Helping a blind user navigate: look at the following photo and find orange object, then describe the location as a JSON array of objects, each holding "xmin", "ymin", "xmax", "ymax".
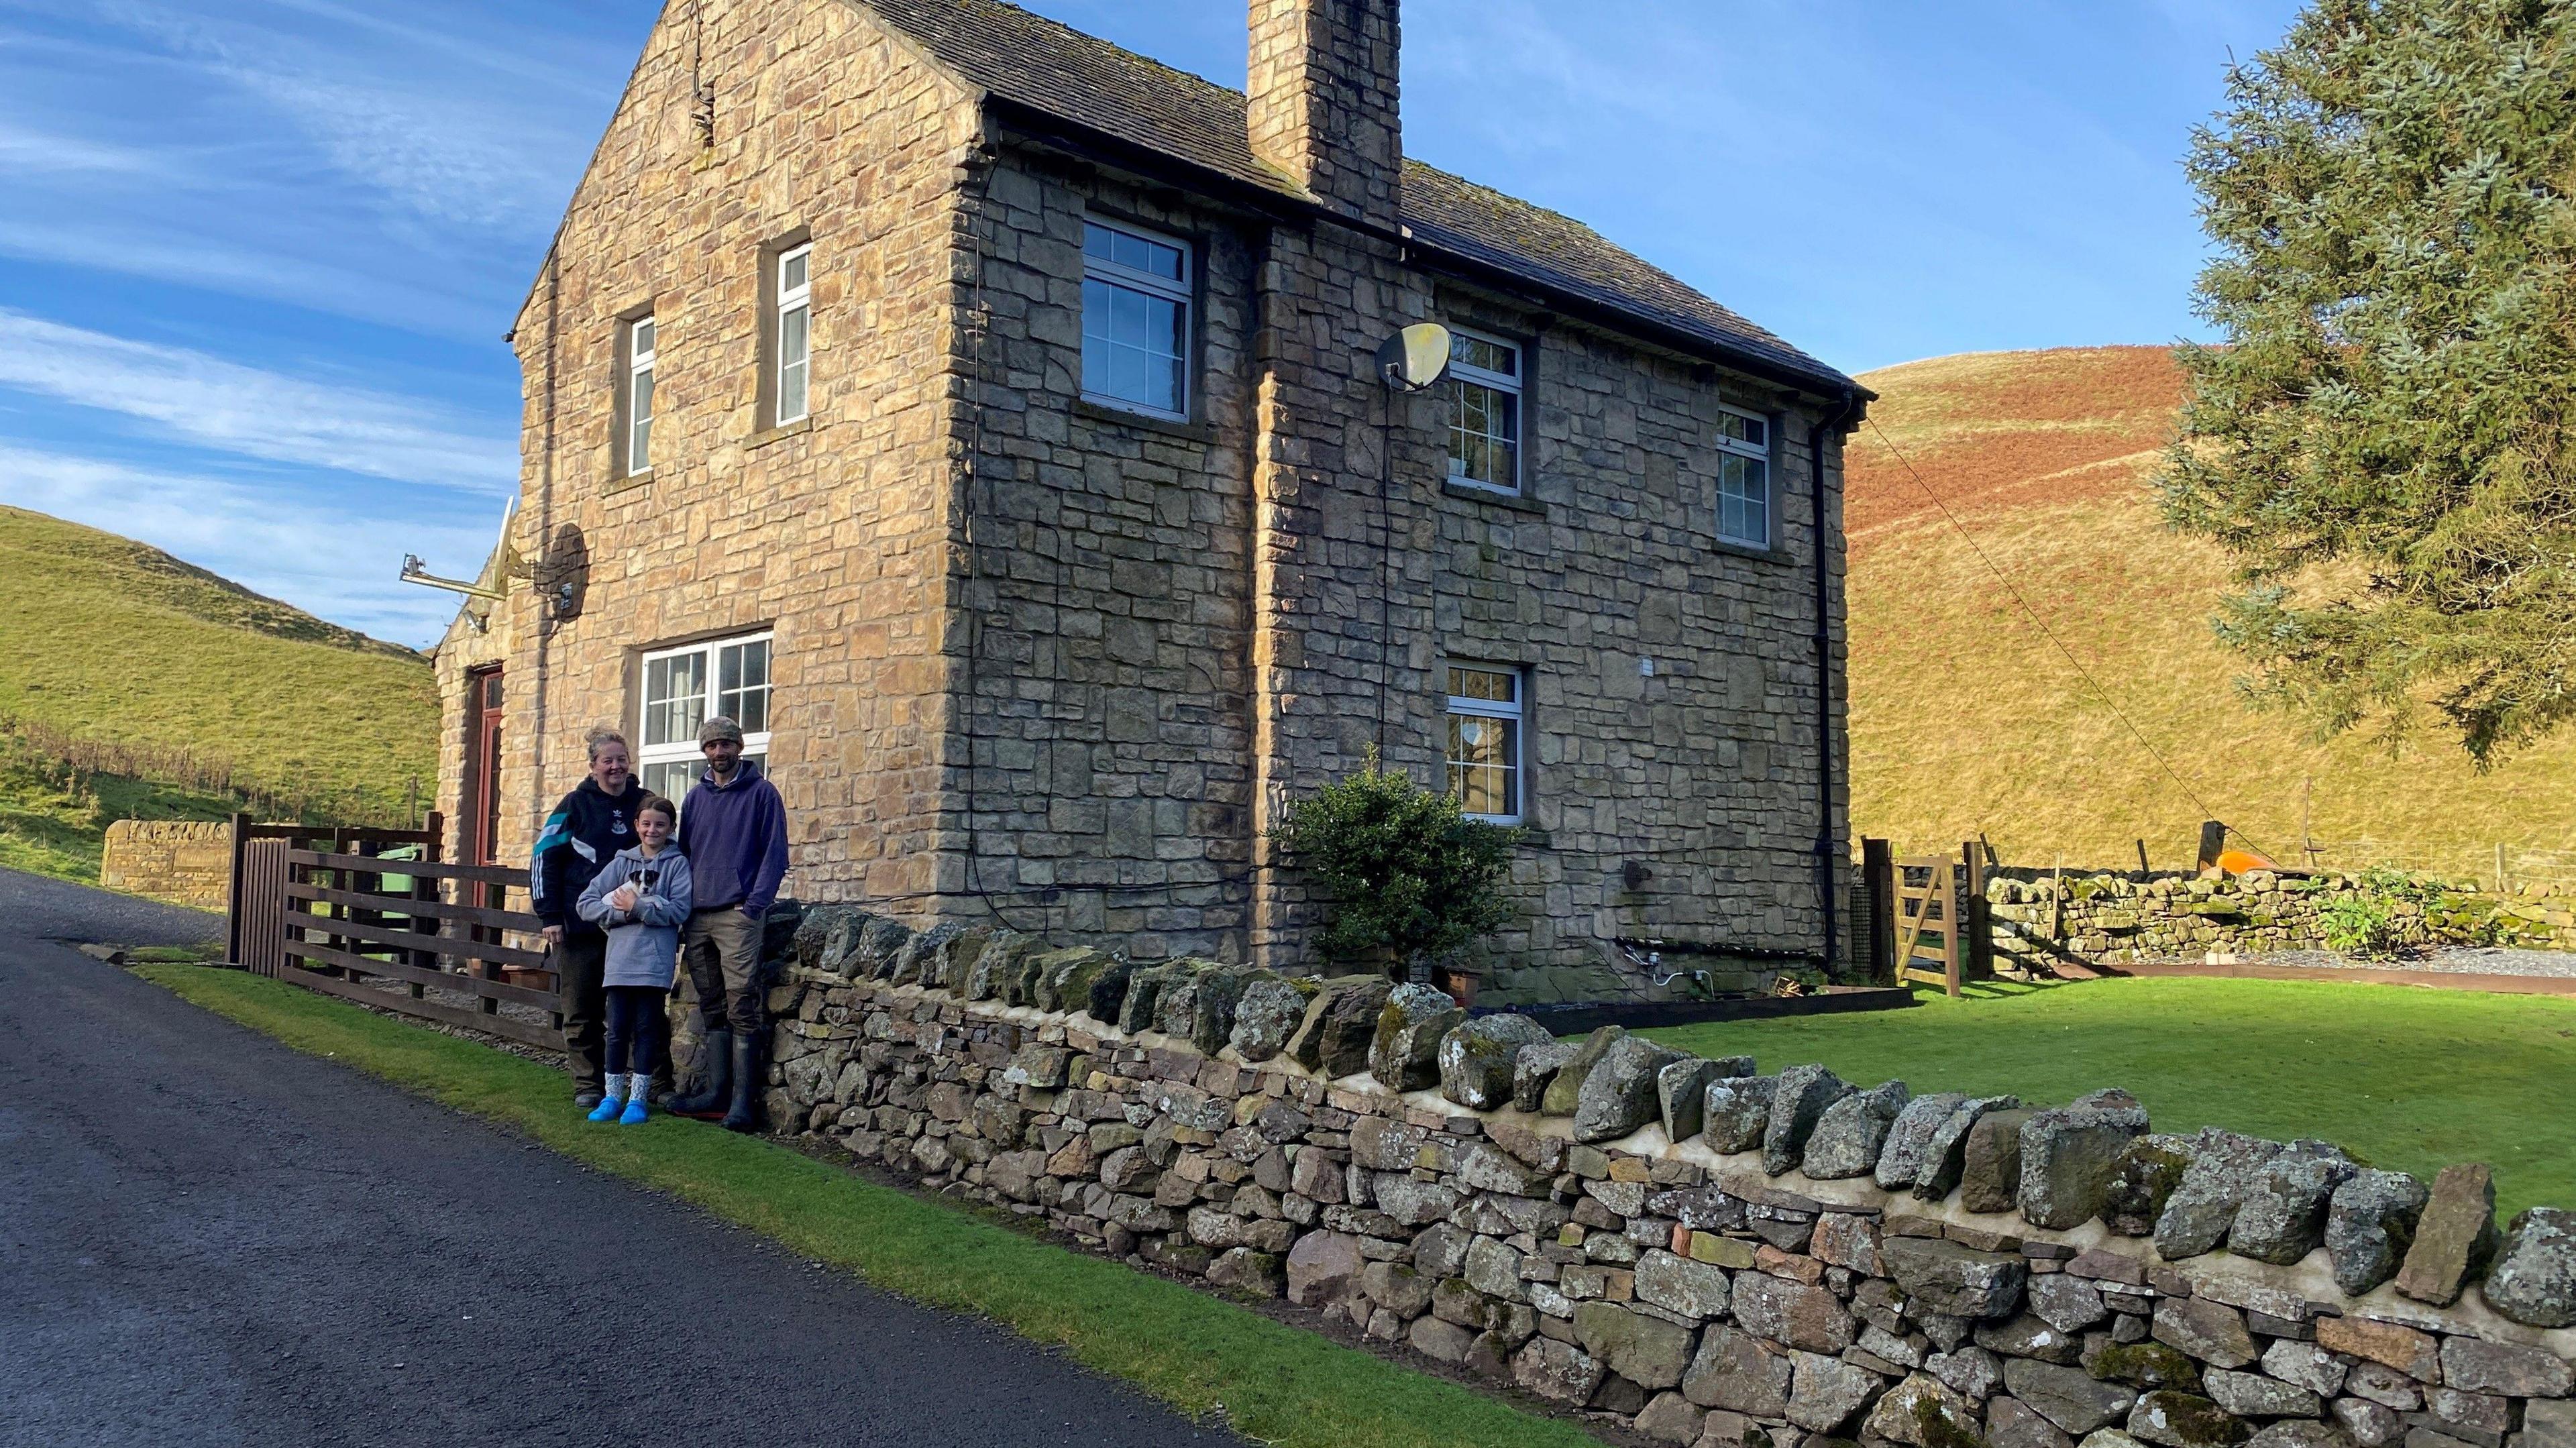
[{"xmin": 2214, "ymin": 847, "xmax": 2277, "ymax": 875}]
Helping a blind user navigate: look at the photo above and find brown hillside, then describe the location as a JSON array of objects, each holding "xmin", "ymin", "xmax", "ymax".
[
  {"xmin": 1843, "ymin": 347, "xmax": 2576, "ymax": 881},
  {"xmin": 1847, "ymin": 347, "xmax": 2185, "ymax": 542}
]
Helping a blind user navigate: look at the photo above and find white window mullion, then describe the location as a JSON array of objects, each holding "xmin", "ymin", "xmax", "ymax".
[
  {"xmin": 775, "ymin": 245, "xmax": 811, "ymax": 425},
  {"xmin": 1444, "ymin": 328, "xmax": 1522, "ymax": 496},
  {"xmin": 1081, "ymin": 218, "xmax": 1192, "ymax": 420},
  {"xmin": 1715, "ymin": 404, "xmax": 1772, "ymax": 547},
  {"xmin": 1444, "ymin": 663, "xmax": 1524, "ymax": 824},
  {"xmin": 638, "ymin": 631, "xmax": 775, "ymax": 804},
  {"xmin": 627, "ymin": 317, "xmax": 657, "ymax": 477}
]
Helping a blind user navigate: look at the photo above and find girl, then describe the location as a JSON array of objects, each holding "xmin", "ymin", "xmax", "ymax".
[{"xmin": 576, "ymin": 795, "xmax": 693, "ymax": 1124}]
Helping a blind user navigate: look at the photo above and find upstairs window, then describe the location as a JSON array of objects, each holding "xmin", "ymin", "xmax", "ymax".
[
  {"xmin": 638, "ymin": 632, "xmax": 773, "ymax": 803},
  {"xmin": 1715, "ymin": 405, "xmax": 1772, "ymax": 546},
  {"xmin": 624, "ymin": 317, "xmax": 656, "ymax": 477},
  {"xmin": 1444, "ymin": 664, "xmax": 1524, "ymax": 824},
  {"xmin": 775, "ymin": 245, "xmax": 811, "ymax": 425},
  {"xmin": 1081, "ymin": 219, "xmax": 1191, "ymax": 419},
  {"xmin": 1445, "ymin": 329, "xmax": 1521, "ymax": 494}
]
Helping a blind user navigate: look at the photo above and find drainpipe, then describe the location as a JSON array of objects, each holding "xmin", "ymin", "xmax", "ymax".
[{"xmin": 1809, "ymin": 389, "xmax": 1863, "ymax": 977}]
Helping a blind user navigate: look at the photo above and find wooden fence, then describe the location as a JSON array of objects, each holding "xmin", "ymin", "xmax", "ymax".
[{"xmin": 226, "ymin": 814, "xmax": 564, "ymax": 1051}]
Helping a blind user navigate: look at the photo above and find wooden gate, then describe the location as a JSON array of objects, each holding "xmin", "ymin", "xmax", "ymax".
[
  {"xmin": 225, "ymin": 814, "xmax": 564, "ymax": 1050},
  {"xmin": 1891, "ymin": 841, "xmax": 1987, "ymax": 997},
  {"xmin": 224, "ymin": 815, "xmax": 301, "ymax": 977}
]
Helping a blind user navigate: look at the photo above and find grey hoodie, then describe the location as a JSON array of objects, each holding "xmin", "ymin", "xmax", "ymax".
[{"xmin": 575, "ymin": 845, "xmax": 694, "ymax": 988}]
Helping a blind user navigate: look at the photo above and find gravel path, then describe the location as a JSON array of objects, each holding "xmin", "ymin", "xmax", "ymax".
[
  {"xmin": 2133, "ymin": 945, "xmax": 2576, "ymax": 979},
  {"xmin": 0, "ymin": 867, "xmax": 1239, "ymax": 1448}
]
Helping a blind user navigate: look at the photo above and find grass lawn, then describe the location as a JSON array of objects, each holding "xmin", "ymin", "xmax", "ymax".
[
  {"xmin": 135, "ymin": 964, "xmax": 1601, "ymax": 1448},
  {"xmin": 1646, "ymin": 976, "xmax": 2576, "ymax": 1219}
]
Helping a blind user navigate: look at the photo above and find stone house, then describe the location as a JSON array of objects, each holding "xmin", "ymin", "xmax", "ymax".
[{"xmin": 430, "ymin": 0, "xmax": 1871, "ymax": 1004}]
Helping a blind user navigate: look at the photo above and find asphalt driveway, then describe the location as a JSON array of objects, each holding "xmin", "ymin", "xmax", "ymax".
[{"xmin": 0, "ymin": 868, "xmax": 1237, "ymax": 1447}]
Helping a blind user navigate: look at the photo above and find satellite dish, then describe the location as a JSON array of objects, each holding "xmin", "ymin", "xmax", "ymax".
[{"xmin": 1375, "ymin": 323, "xmax": 1454, "ymax": 392}]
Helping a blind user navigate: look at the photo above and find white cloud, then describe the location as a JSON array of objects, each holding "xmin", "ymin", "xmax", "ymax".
[
  {"xmin": 0, "ymin": 309, "xmax": 515, "ymax": 497},
  {"xmin": 0, "ymin": 445, "xmax": 491, "ymax": 645},
  {"xmin": 0, "ymin": 1, "xmax": 606, "ymax": 332},
  {"xmin": 0, "ymin": 119, "xmax": 166, "ymax": 177},
  {"xmin": 79, "ymin": 0, "xmax": 594, "ymax": 233}
]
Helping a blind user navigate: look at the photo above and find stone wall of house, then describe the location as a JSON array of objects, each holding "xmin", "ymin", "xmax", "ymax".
[
  {"xmin": 429, "ymin": 558, "xmax": 519, "ymax": 866},
  {"xmin": 464, "ymin": 0, "xmax": 978, "ymax": 898},
  {"xmin": 99, "ymin": 820, "xmax": 231, "ymax": 910},
  {"xmin": 951, "ymin": 135, "xmax": 1856, "ymax": 997},
  {"xmin": 708, "ymin": 902, "xmax": 2576, "ymax": 1448},
  {"xmin": 1982, "ymin": 871, "xmax": 2576, "ymax": 969},
  {"xmin": 940, "ymin": 149, "xmax": 1265, "ymax": 963},
  {"xmin": 447, "ymin": 0, "xmax": 1858, "ymax": 1004}
]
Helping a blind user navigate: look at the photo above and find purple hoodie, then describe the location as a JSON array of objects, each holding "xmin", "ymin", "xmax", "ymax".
[{"xmin": 676, "ymin": 759, "xmax": 788, "ymax": 915}]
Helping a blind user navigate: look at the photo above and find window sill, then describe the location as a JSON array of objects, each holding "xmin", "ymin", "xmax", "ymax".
[
  {"xmin": 747, "ymin": 416, "xmax": 812, "ymax": 452},
  {"xmin": 1075, "ymin": 397, "xmax": 1216, "ymax": 445},
  {"xmin": 1440, "ymin": 480, "xmax": 1548, "ymax": 518},
  {"xmin": 605, "ymin": 468, "xmax": 654, "ymax": 496},
  {"xmin": 1709, "ymin": 536, "xmax": 1794, "ymax": 565}
]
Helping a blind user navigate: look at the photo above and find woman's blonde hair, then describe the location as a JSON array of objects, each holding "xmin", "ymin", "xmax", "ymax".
[{"xmin": 586, "ymin": 726, "xmax": 630, "ymax": 762}]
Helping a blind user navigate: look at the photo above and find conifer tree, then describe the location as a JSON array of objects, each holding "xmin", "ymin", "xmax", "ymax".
[{"xmin": 2164, "ymin": 0, "xmax": 2576, "ymax": 761}]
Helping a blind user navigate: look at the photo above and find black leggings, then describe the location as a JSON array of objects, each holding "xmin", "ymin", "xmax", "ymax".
[{"xmin": 604, "ymin": 986, "xmax": 667, "ymax": 1076}]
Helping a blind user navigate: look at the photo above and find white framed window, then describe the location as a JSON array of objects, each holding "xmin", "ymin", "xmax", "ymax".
[
  {"xmin": 1444, "ymin": 329, "xmax": 1521, "ymax": 495},
  {"xmin": 1715, "ymin": 404, "xmax": 1772, "ymax": 547},
  {"xmin": 625, "ymin": 317, "xmax": 657, "ymax": 478},
  {"xmin": 1444, "ymin": 663, "xmax": 1523, "ymax": 824},
  {"xmin": 775, "ymin": 245, "xmax": 811, "ymax": 425},
  {"xmin": 637, "ymin": 631, "xmax": 773, "ymax": 803},
  {"xmin": 1081, "ymin": 218, "xmax": 1191, "ymax": 419}
]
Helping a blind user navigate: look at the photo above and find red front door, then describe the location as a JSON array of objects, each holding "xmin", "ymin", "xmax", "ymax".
[{"xmin": 464, "ymin": 668, "xmax": 504, "ymax": 905}]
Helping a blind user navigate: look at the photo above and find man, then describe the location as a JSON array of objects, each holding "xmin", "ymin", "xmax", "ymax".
[
  {"xmin": 668, "ymin": 716, "xmax": 788, "ymax": 1131},
  {"xmin": 531, "ymin": 727, "xmax": 648, "ymax": 1109}
]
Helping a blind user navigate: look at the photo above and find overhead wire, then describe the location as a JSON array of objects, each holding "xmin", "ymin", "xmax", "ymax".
[{"xmin": 1860, "ymin": 414, "xmax": 2274, "ymax": 862}]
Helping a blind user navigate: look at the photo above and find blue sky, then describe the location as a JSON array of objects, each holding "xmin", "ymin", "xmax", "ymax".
[{"xmin": 1, "ymin": 0, "xmax": 2302, "ymax": 648}]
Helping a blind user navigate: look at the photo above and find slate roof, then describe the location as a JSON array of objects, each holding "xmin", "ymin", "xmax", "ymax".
[{"xmin": 857, "ymin": 0, "xmax": 1855, "ymax": 392}]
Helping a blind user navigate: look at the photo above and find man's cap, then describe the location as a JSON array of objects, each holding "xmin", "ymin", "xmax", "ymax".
[{"xmin": 699, "ymin": 716, "xmax": 745, "ymax": 746}]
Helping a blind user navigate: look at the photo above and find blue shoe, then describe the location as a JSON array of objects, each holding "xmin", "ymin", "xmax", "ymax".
[
  {"xmin": 588, "ymin": 1093, "xmax": 627, "ymax": 1123},
  {"xmin": 618, "ymin": 1096, "xmax": 649, "ymax": 1125}
]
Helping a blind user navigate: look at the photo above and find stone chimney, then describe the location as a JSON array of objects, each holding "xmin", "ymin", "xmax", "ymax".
[{"xmin": 1246, "ymin": 0, "xmax": 1403, "ymax": 229}]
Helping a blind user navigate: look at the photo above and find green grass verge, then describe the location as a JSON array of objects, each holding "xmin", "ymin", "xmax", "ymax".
[
  {"xmin": 134, "ymin": 964, "xmax": 1601, "ymax": 1448},
  {"xmin": 1647, "ymin": 976, "xmax": 2576, "ymax": 1219}
]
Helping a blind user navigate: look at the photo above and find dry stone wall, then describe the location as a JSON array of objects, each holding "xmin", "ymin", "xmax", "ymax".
[
  {"xmin": 720, "ymin": 902, "xmax": 2576, "ymax": 1448},
  {"xmin": 100, "ymin": 820, "xmax": 232, "ymax": 910},
  {"xmin": 1984, "ymin": 871, "xmax": 2576, "ymax": 967}
]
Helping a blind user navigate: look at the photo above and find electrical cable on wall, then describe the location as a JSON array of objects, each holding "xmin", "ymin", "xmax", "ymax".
[
  {"xmin": 953, "ymin": 142, "xmax": 1053, "ymax": 938},
  {"xmin": 1377, "ymin": 376, "xmax": 1398, "ymax": 757}
]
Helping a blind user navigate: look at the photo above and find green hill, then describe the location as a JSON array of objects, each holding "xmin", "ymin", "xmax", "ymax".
[
  {"xmin": 1844, "ymin": 347, "xmax": 2576, "ymax": 882},
  {"xmin": 0, "ymin": 505, "xmax": 438, "ymax": 883}
]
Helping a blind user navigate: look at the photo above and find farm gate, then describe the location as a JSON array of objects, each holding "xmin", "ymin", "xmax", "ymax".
[
  {"xmin": 223, "ymin": 812, "xmax": 564, "ymax": 1050},
  {"xmin": 1857, "ymin": 838, "xmax": 1992, "ymax": 997}
]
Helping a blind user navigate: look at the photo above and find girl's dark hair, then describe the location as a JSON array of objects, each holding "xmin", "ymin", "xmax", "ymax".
[{"xmin": 637, "ymin": 794, "xmax": 678, "ymax": 824}]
